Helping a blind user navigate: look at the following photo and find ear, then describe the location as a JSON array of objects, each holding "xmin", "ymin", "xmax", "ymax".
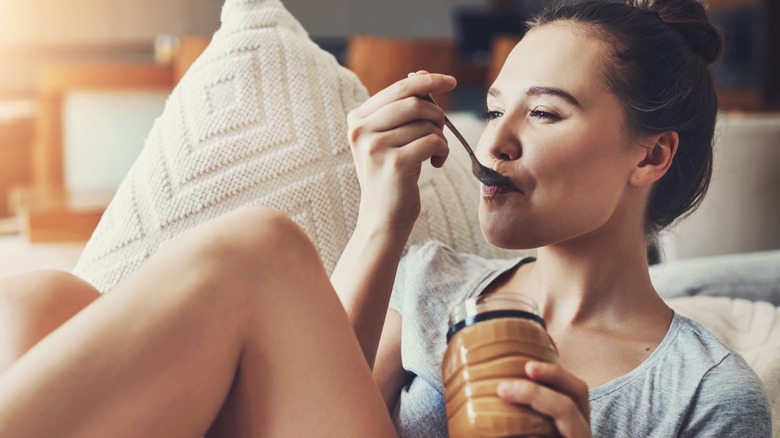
[{"xmin": 630, "ymin": 131, "xmax": 678, "ymax": 187}]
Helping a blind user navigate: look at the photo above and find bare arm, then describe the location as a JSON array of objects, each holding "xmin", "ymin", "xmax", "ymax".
[
  {"xmin": 330, "ymin": 72, "xmax": 456, "ymax": 369},
  {"xmin": 330, "ymin": 224, "xmax": 409, "ymax": 370},
  {"xmin": 374, "ymin": 309, "xmax": 412, "ymax": 411}
]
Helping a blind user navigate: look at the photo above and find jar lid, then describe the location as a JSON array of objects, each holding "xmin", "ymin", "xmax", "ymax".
[{"xmin": 446, "ymin": 309, "xmax": 546, "ymax": 342}]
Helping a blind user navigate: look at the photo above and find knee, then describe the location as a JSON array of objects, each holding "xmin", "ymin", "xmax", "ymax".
[
  {"xmin": 184, "ymin": 207, "xmax": 321, "ymax": 275},
  {"xmin": 0, "ymin": 271, "xmax": 100, "ymax": 322},
  {"xmin": 0, "ymin": 271, "xmax": 100, "ymax": 369}
]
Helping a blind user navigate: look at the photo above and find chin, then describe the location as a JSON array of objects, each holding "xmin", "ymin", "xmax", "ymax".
[
  {"xmin": 482, "ymin": 229, "xmax": 541, "ymax": 250},
  {"xmin": 479, "ymin": 212, "xmax": 542, "ymax": 250}
]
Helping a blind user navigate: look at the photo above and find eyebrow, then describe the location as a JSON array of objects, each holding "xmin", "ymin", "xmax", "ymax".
[{"xmin": 488, "ymin": 86, "xmax": 582, "ymax": 108}]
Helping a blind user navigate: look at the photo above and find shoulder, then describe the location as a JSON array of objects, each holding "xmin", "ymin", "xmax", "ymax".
[
  {"xmin": 674, "ymin": 316, "xmax": 772, "ymax": 436},
  {"xmin": 394, "ymin": 241, "xmax": 512, "ymax": 302},
  {"xmin": 393, "ymin": 241, "xmax": 491, "ymax": 305},
  {"xmin": 672, "ymin": 315, "xmax": 736, "ymax": 368},
  {"xmin": 591, "ymin": 314, "xmax": 771, "ymax": 436},
  {"xmin": 390, "ymin": 241, "xmax": 474, "ymax": 316},
  {"xmin": 391, "ymin": 242, "xmax": 512, "ymax": 391},
  {"xmin": 670, "ymin": 315, "xmax": 765, "ymax": 389},
  {"xmin": 401, "ymin": 240, "xmax": 496, "ymax": 271},
  {"xmin": 396, "ymin": 240, "xmax": 529, "ymax": 294},
  {"xmin": 389, "ymin": 241, "xmax": 529, "ymax": 381}
]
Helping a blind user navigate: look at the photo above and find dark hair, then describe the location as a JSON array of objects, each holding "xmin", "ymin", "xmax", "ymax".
[{"xmin": 529, "ymin": 0, "xmax": 724, "ymax": 236}]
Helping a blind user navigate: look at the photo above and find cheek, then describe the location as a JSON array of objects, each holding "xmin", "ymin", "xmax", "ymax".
[
  {"xmin": 530, "ymin": 124, "xmax": 631, "ymax": 187},
  {"xmin": 527, "ymin": 132, "xmax": 634, "ymax": 218}
]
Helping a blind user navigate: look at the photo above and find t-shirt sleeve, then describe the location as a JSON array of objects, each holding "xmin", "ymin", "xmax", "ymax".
[
  {"xmin": 389, "ymin": 242, "xmax": 442, "ymax": 316},
  {"xmin": 389, "ymin": 245, "xmax": 422, "ymax": 315},
  {"xmin": 389, "ymin": 255, "xmax": 406, "ymax": 315},
  {"xmin": 679, "ymin": 353, "xmax": 772, "ymax": 437}
]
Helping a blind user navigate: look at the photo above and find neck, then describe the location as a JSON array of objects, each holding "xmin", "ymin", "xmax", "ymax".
[{"xmin": 515, "ymin": 218, "xmax": 667, "ymax": 331}]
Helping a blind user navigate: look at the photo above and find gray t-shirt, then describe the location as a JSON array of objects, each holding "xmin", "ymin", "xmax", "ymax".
[{"xmin": 389, "ymin": 241, "xmax": 772, "ymax": 437}]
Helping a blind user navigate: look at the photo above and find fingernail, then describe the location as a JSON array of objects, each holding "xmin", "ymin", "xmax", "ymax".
[
  {"xmin": 497, "ymin": 381, "xmax": 514, "ymax": 396},
  {"xmin": 407, "ymin": 72, "xmax": 417, "ymax": 78}
]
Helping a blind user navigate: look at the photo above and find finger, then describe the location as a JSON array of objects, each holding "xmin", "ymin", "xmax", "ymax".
[
  {"xmin": 352, "ymin": 73, "xmax": 456, "ymax": 119},
  {"xmin": 430, "ymin": 153, "xmax": 447, "ymax": 168},
  {"xmin": 526, "ymin": 361, "xmax": 590, "ymax": 419},
  {"xmin": 397, "ymin": 131, "xmax": 449, "ymax": 170},
  {"xmin": 497, "ymin": 380, "xmax": 591, "ymax": 438},
  {"xmin": 366, "ymin": 120, "xmax": 443, "ymax": 151},
  {"xmin": 353, "ymin": 123, "xmax": 447, "ymax": 171},
  {"xmin": 348, "ymin": 98, "xmax": 444, "ymax": 154},
  {"xmin": 363, "ymin": 97, "xmax": 445, "ymax": 133}
]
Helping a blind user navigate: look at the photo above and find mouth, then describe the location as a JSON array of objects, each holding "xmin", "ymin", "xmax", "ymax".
[{"xmin": 481, "ymin": 182, "xmax": 522, "ymax": 197}]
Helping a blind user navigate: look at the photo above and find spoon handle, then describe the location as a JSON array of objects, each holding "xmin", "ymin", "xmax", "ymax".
[
  {"xmin": 442, "ymin": 116, "xmax": 478, "ymax": 158},
  {"xmin": 419, "ymin": 95, "xmax": 477, "ymax": 157}
]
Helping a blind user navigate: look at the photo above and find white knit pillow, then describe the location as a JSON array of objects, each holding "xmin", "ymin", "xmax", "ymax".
[
  {"xmin": 73, "ymin": 0, "xmax": 366, "ymax": 291},
  {"xmin": 73, "ymin": 0, "xmax": 522, "ymax": 293}
]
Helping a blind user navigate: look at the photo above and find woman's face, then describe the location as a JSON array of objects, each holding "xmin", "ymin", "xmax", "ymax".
[{"xmin": 477, "ymin": 22, "xmax": 649, "ymax": 249}]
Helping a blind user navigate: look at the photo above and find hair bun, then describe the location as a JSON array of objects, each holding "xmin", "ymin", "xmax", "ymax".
[
  {"xmin": 628, "ymin": 0, "xmax": 725, "ymax": 64},
  {"xmin": 665, "ymin": 20, "xmax": 724, "ymax": 64}
]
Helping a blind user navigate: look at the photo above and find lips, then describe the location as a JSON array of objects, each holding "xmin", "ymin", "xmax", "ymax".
[
  {"xmin": 481, "ymin": 184, "xmax": 519, "ymax": 196},
  {"xmin": 481, "ymin": 170, "xmax": 523, "ymax": 196}
]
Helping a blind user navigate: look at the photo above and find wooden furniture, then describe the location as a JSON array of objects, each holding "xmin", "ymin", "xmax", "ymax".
[
  {"xmin": 15, "ymin": 36, "xmax": 211, "ymax": 242},
  {"xmin": 0, "ymin": 101, "xmax": 36, "ymax": 218},
  {"xmin": 13, "ymin": 188, "xmax": 113, "ymax": 243},
  {"xmin": 487, "ymin": 35, "xmax": 522, "ymax": 87},
  {"xmin": 173, "ymin": 36, "xmax": 212, "ymax": 85},
  {"xmin": 33, "ymin": 63, "xmax": 173, "ymax": 193},
  {"xmin": 346, "ymin": 36, "xmax": 456, "ymax": 109},
  {"xmin": 16, "ymin": 63, "xmax": 172, "ymax": 242}
]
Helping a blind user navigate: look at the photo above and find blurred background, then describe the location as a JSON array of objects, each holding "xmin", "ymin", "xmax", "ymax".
[
  {"xmin": 1, "ymin": 0, "xmax": 777, "ymax": 102},
  {"xmin": 0, "ymin": 0, "xmax": 778, "ymax": 274}
]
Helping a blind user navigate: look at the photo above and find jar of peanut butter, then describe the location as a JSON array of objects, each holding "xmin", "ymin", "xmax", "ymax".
[{"xmin": 442, "ymin": 294, "xmax": 561, "ymax": 438}]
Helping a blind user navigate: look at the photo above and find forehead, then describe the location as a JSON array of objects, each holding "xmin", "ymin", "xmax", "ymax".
[{"xmin": 496, "ymin": 21, "xmax": 612, "ymax": 97}]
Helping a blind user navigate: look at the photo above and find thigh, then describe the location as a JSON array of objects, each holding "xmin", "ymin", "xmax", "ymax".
[
  {"xmin": 0, "ymin": 271, "xmax": 100, "ymax": 373},
  {"xmin": 0, "ymin": 209, "xmax": 396, "ymax": 438}
]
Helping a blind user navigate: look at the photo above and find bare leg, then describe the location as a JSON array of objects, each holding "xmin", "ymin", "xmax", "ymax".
[
  {"xmin": 0, "ymin": 271, "xmax": 100, "ymax": 374},
  {"xmin": 0, "ymin": 207, "xmax": 397, "ymax": 438}
]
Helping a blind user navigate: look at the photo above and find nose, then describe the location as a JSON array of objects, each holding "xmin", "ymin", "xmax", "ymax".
[{"xmin": 479, "ymin": 119, "xmax": 522, "ymax": 164}]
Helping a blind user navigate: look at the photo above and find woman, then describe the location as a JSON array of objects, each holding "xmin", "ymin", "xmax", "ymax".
[
  {"xmin": 365, "ymin": 0, "xmax": 772, "ymax": 436},
  {"xmin": 0, "ymin": 0, "xmax": 771, "ymax": 437}
]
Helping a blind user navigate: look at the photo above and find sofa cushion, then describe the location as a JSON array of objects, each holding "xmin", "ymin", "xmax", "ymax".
[{"xmin": 651, "ymin": 250, "xmax": 780, "ymax": 306}]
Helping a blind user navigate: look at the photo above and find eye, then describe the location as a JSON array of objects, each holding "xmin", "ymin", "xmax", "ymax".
[
  {"xmin": 529, "ymin": 108, "xmax": 560, "ymax": 121},
  {"xmin": 482, "ymin": 110, "xmax": 503, "ymax": 121}
]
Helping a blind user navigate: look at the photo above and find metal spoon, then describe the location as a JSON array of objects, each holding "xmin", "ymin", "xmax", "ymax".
[{"xmin": 420, "ymin": 95, "xmax": 514, "ymax": 187}]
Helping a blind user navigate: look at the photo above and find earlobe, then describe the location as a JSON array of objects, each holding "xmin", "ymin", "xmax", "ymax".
[{"xmin": 631, "ymin": 131, "xmax": 678, "ymax": 187}]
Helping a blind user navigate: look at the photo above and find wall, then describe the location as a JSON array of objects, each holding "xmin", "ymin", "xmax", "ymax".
[
  {"xmin": 0, "ymin": 0, "xmax": 221, "ymax": 95},
  {"xmin": 0, "ymin": 0, "xmax": 222, "ymax": 46},
  {"xmin": 287, "ymin": 0, "xmax": 483, "ymax": 39},
  {"xmin": 63, "ymin": 91, "xmax": 168, "ymax": 192},
  {"xmin": 0, "ymin": 0, "xmax": 489, "ymax": 94},
  {"xmin": 660, "ymin": 113, "xmax": 780, "ymax": 260},
  {"xmin": 0, "ymin": 0, "xmax": 486, "ymax": 45}
]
